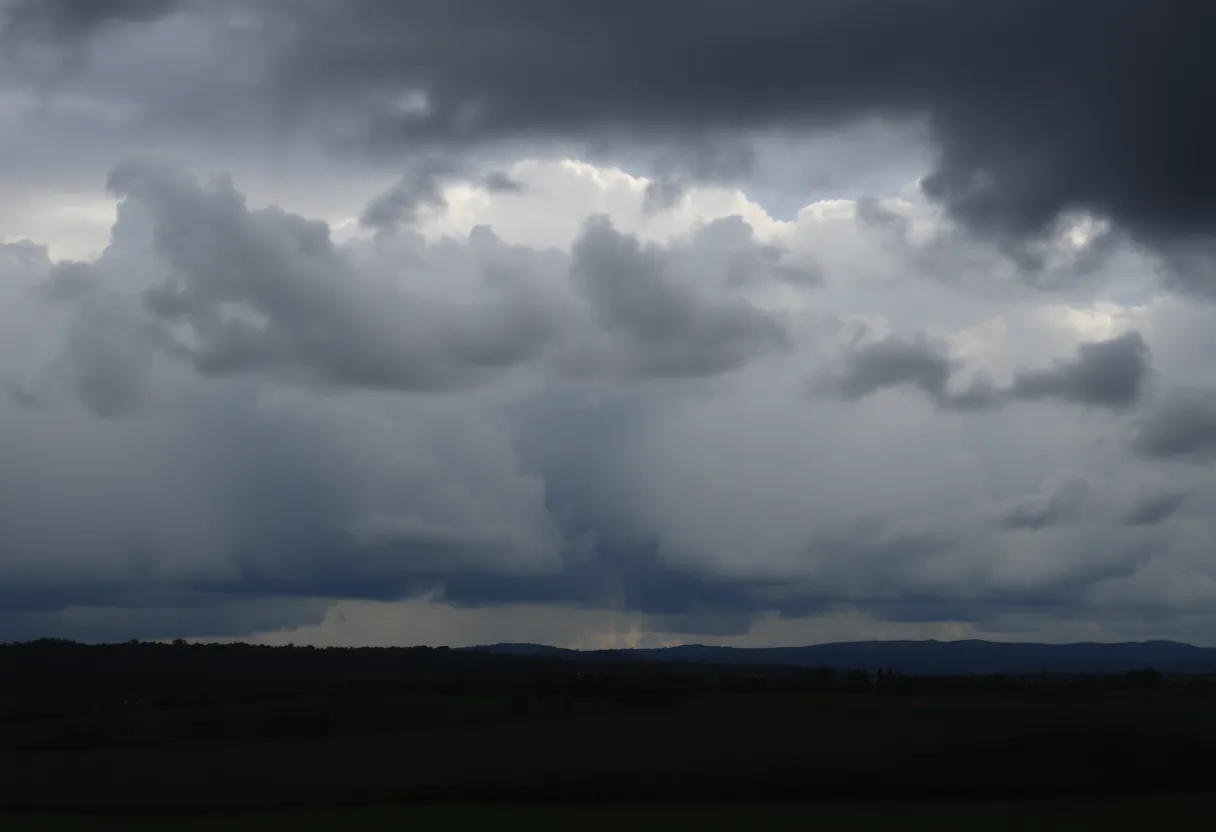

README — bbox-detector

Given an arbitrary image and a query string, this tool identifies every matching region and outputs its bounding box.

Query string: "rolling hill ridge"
[461,639,1216,675]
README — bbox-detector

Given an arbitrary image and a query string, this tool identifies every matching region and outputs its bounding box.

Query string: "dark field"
[7,796,1216,831]
[2,642,1212,815]
[0,692,1212,812]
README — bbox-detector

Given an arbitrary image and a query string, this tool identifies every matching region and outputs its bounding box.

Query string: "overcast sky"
[4,1,1216,648]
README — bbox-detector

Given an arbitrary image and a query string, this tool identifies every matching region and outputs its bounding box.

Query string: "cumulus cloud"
[9,155,791,421]
[7,125,1216,642]
[0,157,824,641]
[66,159,540,394]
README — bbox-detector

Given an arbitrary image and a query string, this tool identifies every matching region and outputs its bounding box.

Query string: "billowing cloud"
[0,157,819,641]
[2,151,1214,645]
[6,11,1216,650]
[108,155,571,393]
[19,156,792,409]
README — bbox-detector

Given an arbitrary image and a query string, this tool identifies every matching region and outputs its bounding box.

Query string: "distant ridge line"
[457,638,1216,675]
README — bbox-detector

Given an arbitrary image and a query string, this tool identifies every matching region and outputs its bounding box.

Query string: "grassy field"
[6,796,1216,831]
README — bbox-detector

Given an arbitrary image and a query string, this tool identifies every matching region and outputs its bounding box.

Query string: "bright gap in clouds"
[418,158,797,250]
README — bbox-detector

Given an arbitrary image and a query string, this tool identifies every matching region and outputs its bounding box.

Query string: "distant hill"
[460,639,1216,676]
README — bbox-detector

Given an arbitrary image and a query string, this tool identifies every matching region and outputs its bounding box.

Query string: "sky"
[3,1,1216,649]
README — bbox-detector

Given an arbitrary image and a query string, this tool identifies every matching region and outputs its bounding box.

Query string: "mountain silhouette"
[460,639,1216,675]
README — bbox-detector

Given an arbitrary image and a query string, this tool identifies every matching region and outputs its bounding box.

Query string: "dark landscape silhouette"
[1,637,1213,814]
[465,637,1216,675]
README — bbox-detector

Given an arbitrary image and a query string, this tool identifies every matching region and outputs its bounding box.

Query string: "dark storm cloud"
[9,1,1216,260]
[0,0,177,40]
[1006,332,1151,409]
[0,592,331,644]
[1134,388,1216,460]
[825,334,955,403]
[222,2,1216,251]
[818,330,1151,412]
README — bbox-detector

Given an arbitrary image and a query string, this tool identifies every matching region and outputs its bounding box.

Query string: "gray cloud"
[9,1,1216,266]
[855,197,911,234]
[0,595,331,645]
[0,0,177,41]
[818,330,1151,412]
[481,170,523,194]
[998,477,1091,531]
[32,157,795,402]
[1135,388,1216,460]
[45,283,154,417]
[642,175,686,216]
[8,13,1216,647]
[824,333,955,403]
[359,155,458,230]
[1122,491,1188,527]
[570,215,791,378]
[1006,332,1151,409]
[100,155,566,393]
[360,162,525,231]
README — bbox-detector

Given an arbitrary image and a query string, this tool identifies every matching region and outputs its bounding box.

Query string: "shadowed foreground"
[1,641,1212,814]
[0,695,1212,812]
[7,796,1216,831]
